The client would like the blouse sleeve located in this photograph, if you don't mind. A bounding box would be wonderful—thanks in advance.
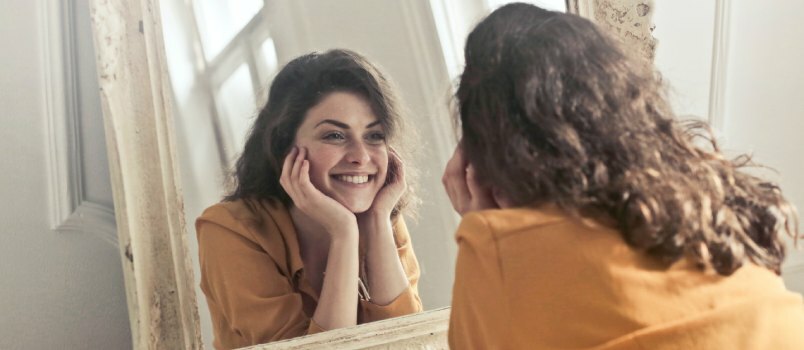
[197,214,321,349]
[448,212,509,350]
[359,216,424,322]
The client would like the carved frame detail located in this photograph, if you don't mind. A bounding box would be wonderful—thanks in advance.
[567,0,657,62]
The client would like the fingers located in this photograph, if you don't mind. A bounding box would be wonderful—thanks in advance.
[442,146,470,214]
[298,159,314,194]
[280,146,299,193]
[465,165,483,199]
[291,147,306,182]
[280,146,311,203]
[394,152,406,187]
[442,145,500,215]
[387,148,405,186]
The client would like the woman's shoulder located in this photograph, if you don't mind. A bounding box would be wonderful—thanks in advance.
[455,205,623,254]
[457,205,572,239]
[196,197,289,235]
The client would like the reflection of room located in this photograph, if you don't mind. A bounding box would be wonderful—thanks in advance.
[158,0,565,346]
[3,0,804,348]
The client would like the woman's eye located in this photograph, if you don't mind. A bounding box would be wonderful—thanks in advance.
[322,132,346,141]
[366,132,386,144]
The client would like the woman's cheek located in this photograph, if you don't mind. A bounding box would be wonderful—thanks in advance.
[305,146,339,180]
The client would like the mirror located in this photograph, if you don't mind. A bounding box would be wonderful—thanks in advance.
[87,0,657,348]
[159,0,574,348]
[159,1,463,348]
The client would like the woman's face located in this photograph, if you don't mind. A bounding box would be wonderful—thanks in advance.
[293,91,389,213]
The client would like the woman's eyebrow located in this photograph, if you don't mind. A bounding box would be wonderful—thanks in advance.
[315,119,350,129]
[314,119,382,129]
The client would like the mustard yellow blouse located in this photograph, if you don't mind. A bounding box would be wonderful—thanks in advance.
[196,198,422,349]
[449,206,804,349]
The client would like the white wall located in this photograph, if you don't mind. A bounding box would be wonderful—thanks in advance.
[722,1,804,290]
[0,0,131,348]
[653,0,716,120]
[654,1,804,292]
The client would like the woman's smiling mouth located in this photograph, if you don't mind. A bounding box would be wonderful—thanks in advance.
[332,174,373,185]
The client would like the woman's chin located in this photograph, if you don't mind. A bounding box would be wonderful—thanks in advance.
[321,187,377,214]
[346,203,373,214]
[336,198,373,214]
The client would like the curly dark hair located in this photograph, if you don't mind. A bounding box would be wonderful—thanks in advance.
[456,3,799,275]
[226,49,417,219]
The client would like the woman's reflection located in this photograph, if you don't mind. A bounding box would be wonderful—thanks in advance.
[195,49,422,349]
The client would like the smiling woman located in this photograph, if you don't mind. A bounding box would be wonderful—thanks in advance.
[195,49,422,349]
[292,92,390,214]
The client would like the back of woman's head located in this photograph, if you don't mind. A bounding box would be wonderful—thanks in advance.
[458,3,799,275]
[226,49,415,217]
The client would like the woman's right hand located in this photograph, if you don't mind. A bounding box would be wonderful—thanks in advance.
[280,146,357,235]
[442,143,503,215]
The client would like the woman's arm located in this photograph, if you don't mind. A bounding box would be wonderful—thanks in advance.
[312,224,361,329]
[449,213,508,349]
[280,147,361,330]
[358,150,414,305]
[360,213,410,305]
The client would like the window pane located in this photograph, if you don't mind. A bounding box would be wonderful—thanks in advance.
[260,37,279,76]
[486,0,566,12]
[216,64,257,160]
[193,0,263,60]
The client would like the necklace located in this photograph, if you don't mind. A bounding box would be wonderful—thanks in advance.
[358,255,371,301]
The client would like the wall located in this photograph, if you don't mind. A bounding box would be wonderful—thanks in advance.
[653,0,715,120]
[0,0,131,348]
[654,1,803,292]
[722,1,804,291]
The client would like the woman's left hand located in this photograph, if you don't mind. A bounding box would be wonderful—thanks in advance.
[363,148,407,218]
[442,143,499,216]
[358,149,411,305]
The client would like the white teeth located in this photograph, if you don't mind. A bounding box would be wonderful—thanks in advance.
[336,175,369,184]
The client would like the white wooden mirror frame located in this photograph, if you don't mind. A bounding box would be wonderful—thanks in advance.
[87,0,654,348]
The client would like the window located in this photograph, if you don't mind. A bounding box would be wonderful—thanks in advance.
[485,0,566,12]
[161,0,279,167]
[430,0,567,85]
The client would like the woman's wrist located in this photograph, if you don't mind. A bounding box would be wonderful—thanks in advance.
[327,219,360,243]
[358,211,393,236]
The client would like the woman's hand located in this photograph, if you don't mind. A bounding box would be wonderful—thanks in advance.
[442,144,500,216]
[356,149,410,305]
[363,148,407,219]
[280,146,357,234]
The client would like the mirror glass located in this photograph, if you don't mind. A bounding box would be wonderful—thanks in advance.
[159,0,565,346]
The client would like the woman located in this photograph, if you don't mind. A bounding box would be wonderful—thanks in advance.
[196,49,422,349]
[443,3,804,349]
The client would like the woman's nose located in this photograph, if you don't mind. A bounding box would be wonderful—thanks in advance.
[346,141,371,164]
